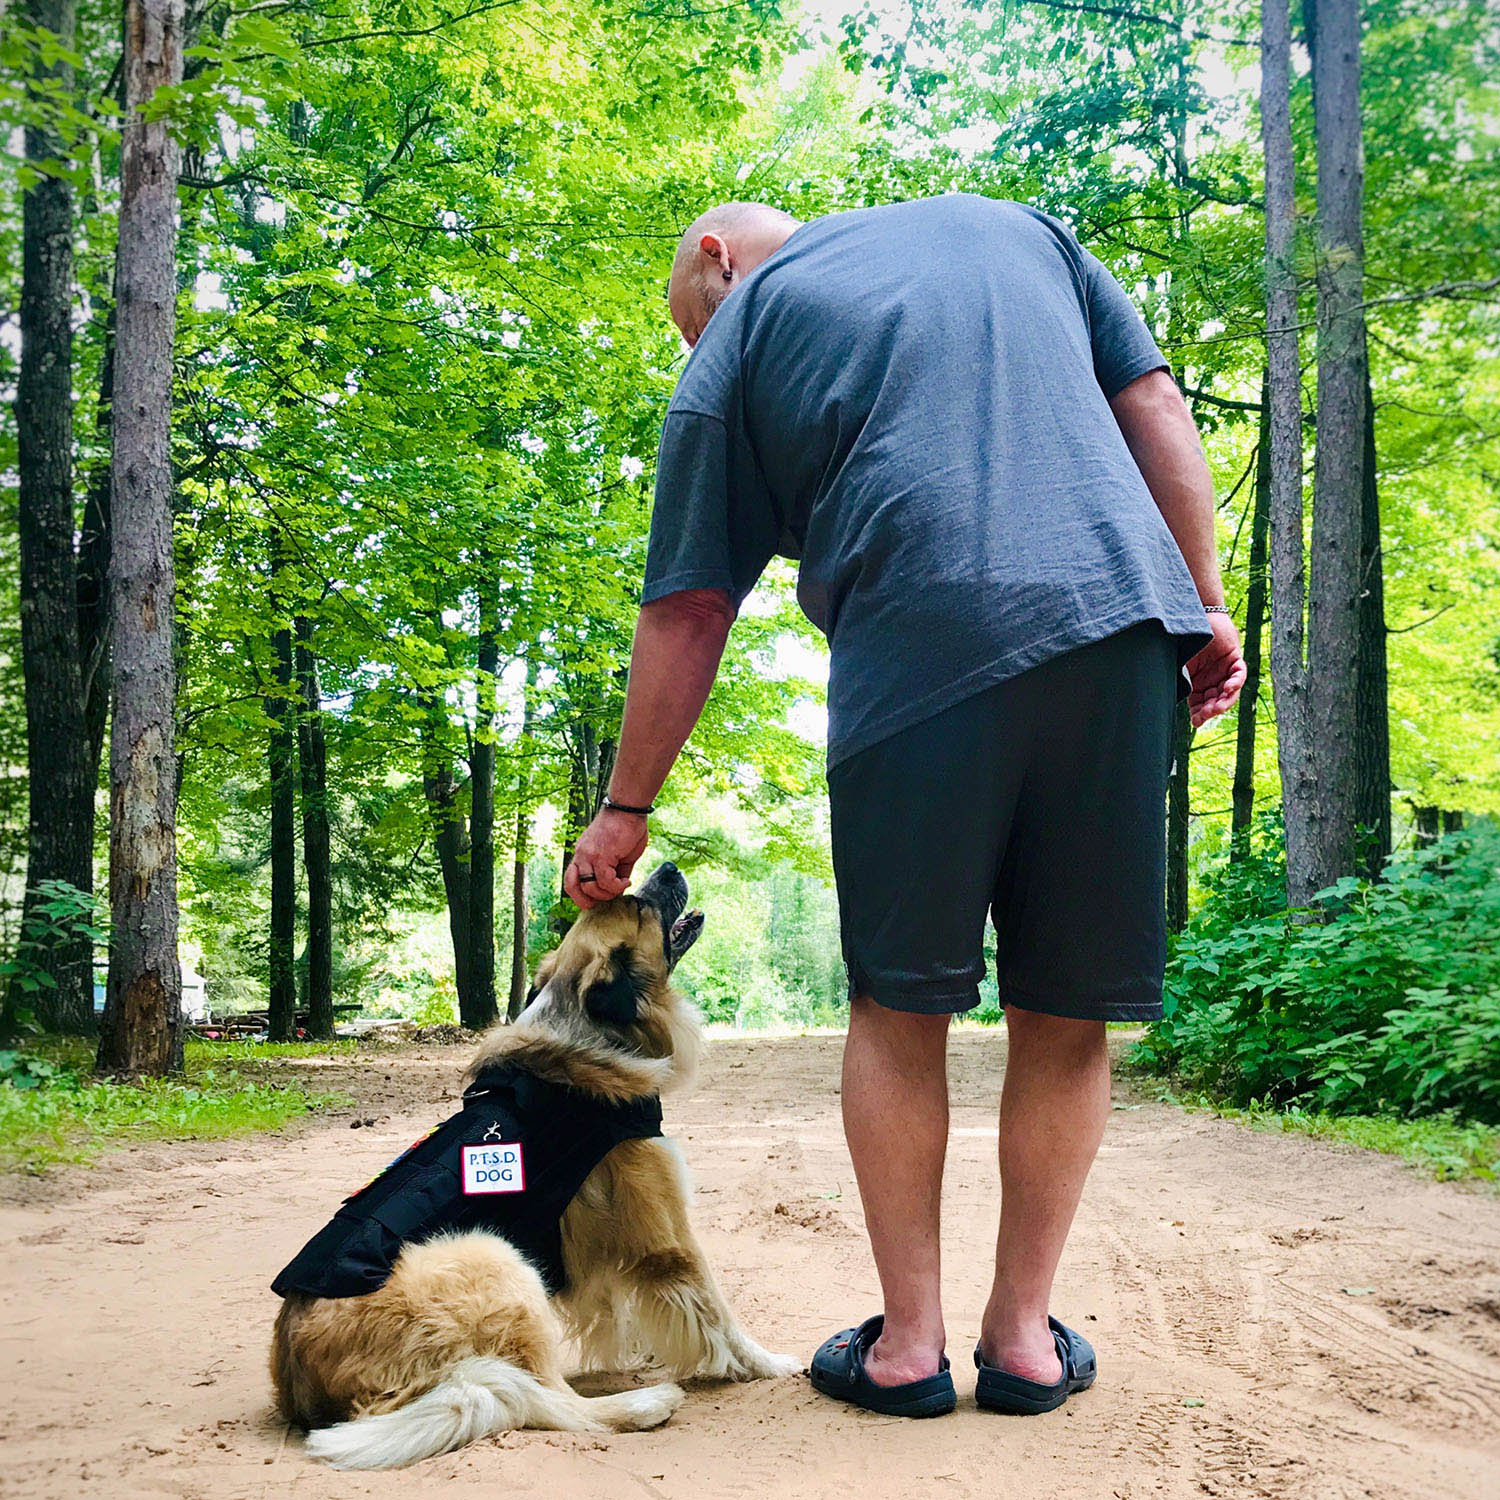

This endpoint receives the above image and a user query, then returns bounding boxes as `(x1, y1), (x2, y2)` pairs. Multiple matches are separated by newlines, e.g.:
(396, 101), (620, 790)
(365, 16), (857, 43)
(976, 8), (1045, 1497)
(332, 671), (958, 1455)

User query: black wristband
(602, 795), (654, 817)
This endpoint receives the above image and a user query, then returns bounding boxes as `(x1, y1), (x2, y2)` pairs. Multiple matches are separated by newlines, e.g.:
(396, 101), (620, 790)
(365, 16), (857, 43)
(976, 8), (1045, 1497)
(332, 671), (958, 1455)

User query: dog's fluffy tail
(303, 1356), (684, 1470)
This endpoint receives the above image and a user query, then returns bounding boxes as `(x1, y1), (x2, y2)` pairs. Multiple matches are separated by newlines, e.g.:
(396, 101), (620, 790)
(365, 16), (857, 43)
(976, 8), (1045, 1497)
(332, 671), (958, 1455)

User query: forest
(2, 0), (1497, 1135)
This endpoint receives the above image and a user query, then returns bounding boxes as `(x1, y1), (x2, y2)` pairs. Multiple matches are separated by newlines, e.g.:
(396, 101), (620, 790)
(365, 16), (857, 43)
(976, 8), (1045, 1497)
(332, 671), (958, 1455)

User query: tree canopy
(2, 0), (1496, 1043)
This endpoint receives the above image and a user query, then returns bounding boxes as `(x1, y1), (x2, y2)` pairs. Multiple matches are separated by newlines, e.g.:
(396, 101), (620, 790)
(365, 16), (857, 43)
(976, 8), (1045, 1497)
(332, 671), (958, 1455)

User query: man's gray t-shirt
(643, 194), (1211, 768)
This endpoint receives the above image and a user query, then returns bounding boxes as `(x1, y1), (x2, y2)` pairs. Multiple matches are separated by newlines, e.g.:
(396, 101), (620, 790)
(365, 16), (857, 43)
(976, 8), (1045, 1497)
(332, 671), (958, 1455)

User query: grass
(0, 1036), (356, 1175)
(1136, 1080), (1500, 1185)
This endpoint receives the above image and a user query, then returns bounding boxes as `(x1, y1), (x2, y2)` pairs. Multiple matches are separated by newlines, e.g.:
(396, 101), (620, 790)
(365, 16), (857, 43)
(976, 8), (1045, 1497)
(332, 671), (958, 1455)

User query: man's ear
(698, 231), (730, 274)
(582, 946), (641, 1026)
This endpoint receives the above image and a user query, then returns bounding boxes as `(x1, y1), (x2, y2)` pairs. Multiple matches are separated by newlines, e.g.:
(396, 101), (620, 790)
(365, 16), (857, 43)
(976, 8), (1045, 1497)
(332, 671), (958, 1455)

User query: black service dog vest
(271, 1063), (663, 1299)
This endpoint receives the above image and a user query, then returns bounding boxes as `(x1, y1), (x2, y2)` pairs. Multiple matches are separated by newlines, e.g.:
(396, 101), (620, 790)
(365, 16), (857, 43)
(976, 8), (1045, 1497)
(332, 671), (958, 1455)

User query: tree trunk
(1261, 0), (1318, 908)
(595, 737), (618, 820)
(422, 706), (474, 1017)
(1412, 807), (1464, 853)
(295, 616), (334, 1040)
(1353, 375), (1391, 879)
(508, 841), (530, 1020)
(550, 720), (600, 942)
(77, 59), (123, 791)
(463, 597), (500, 1032)
(1299, 0), (1367, 900)
(1166, 700), (1193, 933)
(1412, 805), (1441, 850)
(267, 606), (297, 1042)
(96, 0), (186, 1078)
(557, 718), (616, 895)
(555, 724), (591, 909)
(8, 0), (95, 1038)
(1231, 383), (1272, 858)
(508, 660), (537, 1021)
(78, 296), (116, 788)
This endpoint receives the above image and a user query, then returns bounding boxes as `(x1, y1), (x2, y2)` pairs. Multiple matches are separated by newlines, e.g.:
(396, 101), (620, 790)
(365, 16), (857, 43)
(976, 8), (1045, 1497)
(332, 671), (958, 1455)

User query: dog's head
(526, 861), (703, 1028)
(479, 863), (705, 1097)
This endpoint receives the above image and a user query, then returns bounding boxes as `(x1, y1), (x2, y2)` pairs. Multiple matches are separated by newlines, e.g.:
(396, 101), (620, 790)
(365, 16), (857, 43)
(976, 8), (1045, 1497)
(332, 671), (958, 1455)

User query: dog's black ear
(583, 948), (641, 1026)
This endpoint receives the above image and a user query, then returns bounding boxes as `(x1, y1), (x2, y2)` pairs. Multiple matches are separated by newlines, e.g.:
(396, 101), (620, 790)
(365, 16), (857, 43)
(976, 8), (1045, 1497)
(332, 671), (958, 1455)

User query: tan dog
(269, 862), (799, 1469)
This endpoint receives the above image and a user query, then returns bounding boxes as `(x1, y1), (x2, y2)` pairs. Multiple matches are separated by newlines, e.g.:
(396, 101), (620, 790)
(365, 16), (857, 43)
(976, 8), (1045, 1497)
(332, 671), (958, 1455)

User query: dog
(269, 861), (800, 1469)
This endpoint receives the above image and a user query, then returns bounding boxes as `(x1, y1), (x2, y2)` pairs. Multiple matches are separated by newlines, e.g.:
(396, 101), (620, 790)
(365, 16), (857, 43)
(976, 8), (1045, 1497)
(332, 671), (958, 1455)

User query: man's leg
(978, 1006), (1111, 1383)
(841, 993), (952, 1386)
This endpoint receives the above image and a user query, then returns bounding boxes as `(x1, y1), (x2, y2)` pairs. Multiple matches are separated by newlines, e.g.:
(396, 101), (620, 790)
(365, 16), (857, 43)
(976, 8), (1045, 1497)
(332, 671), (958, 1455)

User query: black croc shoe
(810, 1315), (957, 1418)
(974, 1317), (1097, 1415)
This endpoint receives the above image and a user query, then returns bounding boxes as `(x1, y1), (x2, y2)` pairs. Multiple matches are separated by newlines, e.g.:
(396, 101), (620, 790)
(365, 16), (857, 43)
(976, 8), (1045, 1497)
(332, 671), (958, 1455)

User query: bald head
(668, 201), (801, 347)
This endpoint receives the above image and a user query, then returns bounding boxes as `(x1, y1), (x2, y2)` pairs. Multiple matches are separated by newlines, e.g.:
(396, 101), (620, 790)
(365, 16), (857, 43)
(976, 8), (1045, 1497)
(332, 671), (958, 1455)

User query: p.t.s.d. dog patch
(461, 1141), (525, 1194)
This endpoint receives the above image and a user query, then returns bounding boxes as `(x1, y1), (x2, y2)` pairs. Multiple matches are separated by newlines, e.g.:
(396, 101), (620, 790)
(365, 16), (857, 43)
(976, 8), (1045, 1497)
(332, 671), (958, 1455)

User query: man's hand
(1185, 611), (1247, 727)
(563, 808), (649, 909)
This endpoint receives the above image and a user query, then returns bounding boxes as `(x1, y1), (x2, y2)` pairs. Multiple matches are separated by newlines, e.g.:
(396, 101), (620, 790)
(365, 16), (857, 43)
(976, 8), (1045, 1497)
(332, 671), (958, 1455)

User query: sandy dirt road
(3, 1032), (1499, 1500)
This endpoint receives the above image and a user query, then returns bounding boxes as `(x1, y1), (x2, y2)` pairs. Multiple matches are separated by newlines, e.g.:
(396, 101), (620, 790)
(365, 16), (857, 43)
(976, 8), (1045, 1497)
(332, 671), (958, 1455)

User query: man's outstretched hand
(563, 808), (649, 909)
(1185, 611), (1247, 728)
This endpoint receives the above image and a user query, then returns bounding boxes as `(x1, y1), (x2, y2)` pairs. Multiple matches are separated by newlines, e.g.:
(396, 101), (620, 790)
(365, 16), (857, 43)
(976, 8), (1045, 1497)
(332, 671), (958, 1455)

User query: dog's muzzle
(635, 861), (704, 969)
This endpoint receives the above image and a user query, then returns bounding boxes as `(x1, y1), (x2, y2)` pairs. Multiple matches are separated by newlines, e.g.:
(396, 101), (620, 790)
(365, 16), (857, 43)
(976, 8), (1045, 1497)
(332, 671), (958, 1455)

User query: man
(564, 196), (1245, 1418)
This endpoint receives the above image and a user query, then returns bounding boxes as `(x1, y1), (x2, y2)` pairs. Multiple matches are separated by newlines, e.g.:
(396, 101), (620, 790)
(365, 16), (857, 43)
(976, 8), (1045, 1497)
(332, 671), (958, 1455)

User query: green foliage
(405, 975), (459, 1029)
(2, 0), (1496, 1116)
(0, 1036), (354, 1173)
(0, 880), (105, 1034)
(651, 794), (847, 1030)
(1134, 824), (1500, 1124)
(156, 0), (830, 1018)
(1139, 1083), (1500, 1185)
(844, 0), (1500, 829)
(0, 1049), (63, 1090)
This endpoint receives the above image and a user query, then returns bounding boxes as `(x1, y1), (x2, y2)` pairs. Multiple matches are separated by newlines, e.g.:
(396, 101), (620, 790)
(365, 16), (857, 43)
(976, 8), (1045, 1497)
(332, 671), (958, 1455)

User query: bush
(1132, 820), (1500, 1123)
(0, 1038), (353, 1173)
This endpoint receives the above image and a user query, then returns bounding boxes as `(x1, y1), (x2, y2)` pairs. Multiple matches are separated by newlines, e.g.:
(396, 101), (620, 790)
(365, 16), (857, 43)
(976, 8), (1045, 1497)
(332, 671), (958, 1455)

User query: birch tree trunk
(9, 0), (96, 1037)
(96, 0), (185, 1077)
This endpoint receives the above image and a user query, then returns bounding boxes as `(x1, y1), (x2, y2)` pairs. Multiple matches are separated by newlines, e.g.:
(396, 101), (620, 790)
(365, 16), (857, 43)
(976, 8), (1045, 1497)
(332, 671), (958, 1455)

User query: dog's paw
(739, 1348), (805, 1381)
(612, 1381), (685, 1430)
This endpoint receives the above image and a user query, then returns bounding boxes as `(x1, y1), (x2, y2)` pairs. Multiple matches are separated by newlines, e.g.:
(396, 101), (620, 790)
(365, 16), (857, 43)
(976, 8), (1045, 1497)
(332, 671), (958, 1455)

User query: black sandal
(974, 1317), (1097, 1414)
(810, 1314), (956, 1418)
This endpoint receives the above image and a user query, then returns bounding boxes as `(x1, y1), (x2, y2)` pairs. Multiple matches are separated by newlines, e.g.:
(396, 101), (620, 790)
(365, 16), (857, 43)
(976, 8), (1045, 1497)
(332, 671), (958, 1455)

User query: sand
(2, 1031), (1498, 1499)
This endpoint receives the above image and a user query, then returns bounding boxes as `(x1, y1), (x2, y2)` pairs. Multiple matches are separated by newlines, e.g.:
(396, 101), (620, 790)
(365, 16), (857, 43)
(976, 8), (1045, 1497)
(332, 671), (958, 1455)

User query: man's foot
(974, 1318), (1096, 1415)
(865, 1329), (947, 1387)
(976, 1316), (1063, 1385)
(809, 1316), (957, 1418)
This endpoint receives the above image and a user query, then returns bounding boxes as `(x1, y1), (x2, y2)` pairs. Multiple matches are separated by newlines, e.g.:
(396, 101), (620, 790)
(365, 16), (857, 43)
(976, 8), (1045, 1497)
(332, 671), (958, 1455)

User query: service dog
(269, 862), (799, 1468)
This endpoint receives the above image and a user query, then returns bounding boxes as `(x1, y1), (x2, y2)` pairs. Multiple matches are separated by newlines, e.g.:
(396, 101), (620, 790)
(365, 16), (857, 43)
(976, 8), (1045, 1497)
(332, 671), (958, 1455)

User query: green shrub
(0, 879), (107, 1035)
(0, 1037), (353, 1173)
(1139, 1082), (1500, 1181)
(1133, 820), (1500, 1123)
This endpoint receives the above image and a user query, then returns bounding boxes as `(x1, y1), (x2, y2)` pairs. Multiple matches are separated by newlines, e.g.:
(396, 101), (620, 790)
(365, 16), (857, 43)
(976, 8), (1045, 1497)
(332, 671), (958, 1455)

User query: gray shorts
(827, 622), (1180, 1021)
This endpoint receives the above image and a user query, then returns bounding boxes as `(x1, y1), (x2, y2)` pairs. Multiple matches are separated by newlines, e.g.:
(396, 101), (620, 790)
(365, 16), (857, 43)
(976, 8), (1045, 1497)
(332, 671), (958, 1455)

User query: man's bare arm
(563, 588), (734, 907)
(1110, 368), (1246, 726)
(1110, 369), (1224, 605)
